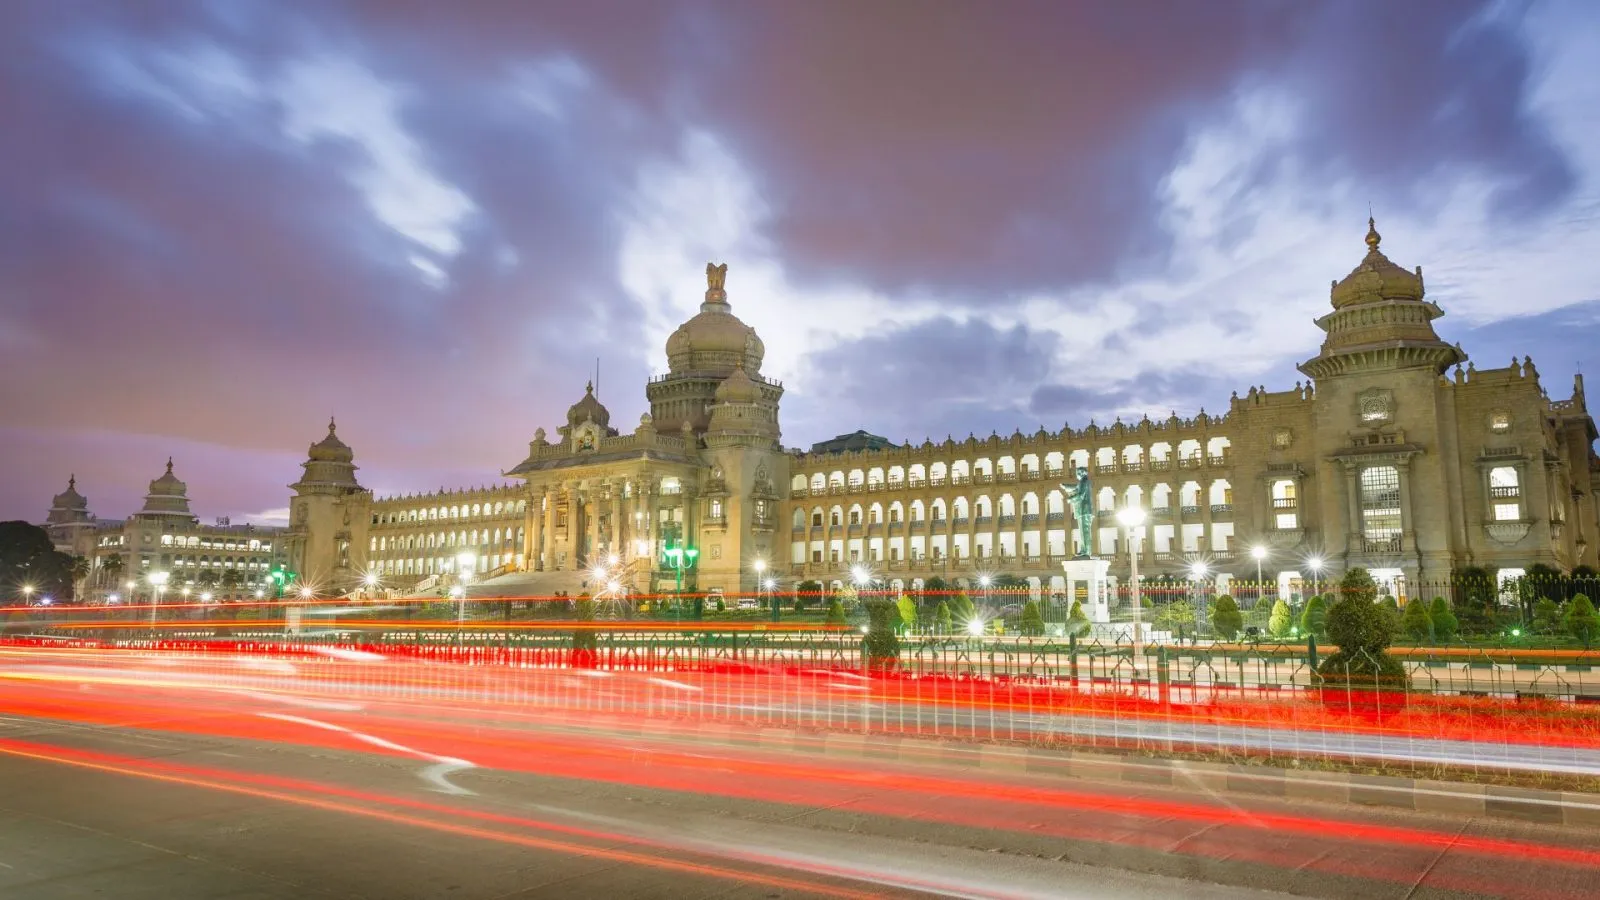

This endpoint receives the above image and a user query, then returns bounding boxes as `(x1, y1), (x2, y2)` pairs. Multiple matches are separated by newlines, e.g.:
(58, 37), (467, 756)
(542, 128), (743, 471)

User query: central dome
(1330, 218), (1425, 309)
(308, 419), (354, 463)
(665, 262), (765, 375)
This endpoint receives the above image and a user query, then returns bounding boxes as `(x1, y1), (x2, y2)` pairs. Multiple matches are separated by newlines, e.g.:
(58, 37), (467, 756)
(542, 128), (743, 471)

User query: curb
(634, 718), (1600, 830)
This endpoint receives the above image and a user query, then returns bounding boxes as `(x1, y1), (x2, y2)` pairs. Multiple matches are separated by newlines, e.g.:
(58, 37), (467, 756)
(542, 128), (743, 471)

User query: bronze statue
(1061, 466), (1095, 558)
(706, 262), (728, 293)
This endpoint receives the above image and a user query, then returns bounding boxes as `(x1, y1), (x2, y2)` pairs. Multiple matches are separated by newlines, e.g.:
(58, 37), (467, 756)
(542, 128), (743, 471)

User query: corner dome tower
(1299, 219), (1465, 380)
(136, 459), (198, 523)
(46, 475), (93, 527)
(291, 419), (364, 496)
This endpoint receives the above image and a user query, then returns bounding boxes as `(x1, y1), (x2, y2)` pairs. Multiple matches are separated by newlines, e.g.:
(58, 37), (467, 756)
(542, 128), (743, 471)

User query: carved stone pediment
(1484, 521), (1532, 546)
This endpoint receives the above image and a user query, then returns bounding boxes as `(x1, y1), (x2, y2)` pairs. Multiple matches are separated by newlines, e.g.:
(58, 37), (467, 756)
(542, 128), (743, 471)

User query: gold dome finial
(1366, 216), (1381, 252)
(165, 457), (173, 475)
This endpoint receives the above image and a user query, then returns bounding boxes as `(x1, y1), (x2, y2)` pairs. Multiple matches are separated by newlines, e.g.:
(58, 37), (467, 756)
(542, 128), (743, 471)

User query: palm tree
(69, 556), (91, 603)
(219, 570), (240, 601)
(101, 553), (124, 589)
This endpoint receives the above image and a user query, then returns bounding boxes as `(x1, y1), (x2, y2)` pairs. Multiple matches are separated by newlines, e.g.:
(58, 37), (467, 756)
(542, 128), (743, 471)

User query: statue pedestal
(1062, 557), (1112, 624)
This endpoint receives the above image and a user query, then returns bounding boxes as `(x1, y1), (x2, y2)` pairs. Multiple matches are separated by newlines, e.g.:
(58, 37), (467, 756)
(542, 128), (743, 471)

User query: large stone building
(285, 225), (1600, 600)
(42, 461), (288, 601)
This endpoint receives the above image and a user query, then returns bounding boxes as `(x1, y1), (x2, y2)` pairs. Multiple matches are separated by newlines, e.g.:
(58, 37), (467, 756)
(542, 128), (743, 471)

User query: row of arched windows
(373, 499), (526, 525)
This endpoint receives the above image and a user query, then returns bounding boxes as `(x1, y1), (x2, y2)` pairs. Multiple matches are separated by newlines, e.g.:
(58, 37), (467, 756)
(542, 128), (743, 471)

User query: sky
(3, 0), (1600, 527)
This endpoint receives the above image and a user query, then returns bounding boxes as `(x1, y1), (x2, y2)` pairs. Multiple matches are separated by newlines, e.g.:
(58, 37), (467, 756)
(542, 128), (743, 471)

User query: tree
(1210, 595), (1242, 640)
(1300, 594), (1329, 639)
(796, 580), (822, 607)
(896, 594), (917, 633)
(933, 600), (952, 634)
(861, 598), (901, 671)
(1566, 594), (1599, 647)
(68, 555), (91, 602)
(1399, 597), (1433, 642)
(825, 597), (846, 626)
(923, 575), (949, 604)
(0, 521), (74, 602)
(1019, 600), (1045, 636)
(1429, 597), (1458, 642)
(1267, 599), (1294, 638)
(100, 553), (124, 589)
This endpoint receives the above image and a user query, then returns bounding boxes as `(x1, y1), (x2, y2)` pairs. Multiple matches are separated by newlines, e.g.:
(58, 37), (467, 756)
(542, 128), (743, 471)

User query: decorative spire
(68, 474), (76, 490)
(1365, 216), (1381, 252)
(165, 457), (173, 475)
(704, 262), (729, 305)
(328, 416), (337, 435)
(585, 379), (593, 394)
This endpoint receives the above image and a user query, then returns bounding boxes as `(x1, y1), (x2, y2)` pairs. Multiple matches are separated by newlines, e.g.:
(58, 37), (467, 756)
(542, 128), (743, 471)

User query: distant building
(285, 225), (1600, 600)
(43, 460), (287, 602)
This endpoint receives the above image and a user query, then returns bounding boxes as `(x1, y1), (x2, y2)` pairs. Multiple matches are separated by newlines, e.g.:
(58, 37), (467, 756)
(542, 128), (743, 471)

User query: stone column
(543, 484), (559, 569)
(526, 486), (542, 570)
(1342, 462), (1363, 558)
(610, 486), (624, 560)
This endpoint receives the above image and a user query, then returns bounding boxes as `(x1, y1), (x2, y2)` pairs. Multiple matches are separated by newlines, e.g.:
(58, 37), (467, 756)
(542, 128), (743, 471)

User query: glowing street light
(200, 592), (213, 603)
(21, 585), (33, 603)
(455, 551), (477, 632)
(1307, 556), (1324, 596)
(148, 571), (169, 627)
(978, 574), (992, 608)
(107, 593), (120, 604)
(1115, 506), (1147, 670)
(1251, 545), (1268, 604)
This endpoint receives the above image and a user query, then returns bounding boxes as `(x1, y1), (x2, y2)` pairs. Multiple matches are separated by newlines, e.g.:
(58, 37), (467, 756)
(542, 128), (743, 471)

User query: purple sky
(3, 1), (1599, 526)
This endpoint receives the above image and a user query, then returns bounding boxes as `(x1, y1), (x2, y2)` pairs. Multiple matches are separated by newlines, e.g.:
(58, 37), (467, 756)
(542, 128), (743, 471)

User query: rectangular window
(1275, 513), (1299, 530)
(1359, 465), (1402, 547)
(1494, 503), (1520, 522)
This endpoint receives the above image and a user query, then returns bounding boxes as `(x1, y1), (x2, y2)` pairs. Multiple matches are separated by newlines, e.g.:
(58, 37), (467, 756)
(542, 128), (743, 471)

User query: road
(1, 647), (1598, 897)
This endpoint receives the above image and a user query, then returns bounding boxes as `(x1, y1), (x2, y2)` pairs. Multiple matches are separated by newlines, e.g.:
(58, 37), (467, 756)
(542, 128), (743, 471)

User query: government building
(42, 461), (288, 602)
(276, 223), (1599, 601)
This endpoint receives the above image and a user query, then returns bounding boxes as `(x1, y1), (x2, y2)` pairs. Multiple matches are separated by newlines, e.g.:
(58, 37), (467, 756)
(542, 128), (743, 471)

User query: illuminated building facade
(286, 225), (1600, 599)
(42, 461), (287, 601)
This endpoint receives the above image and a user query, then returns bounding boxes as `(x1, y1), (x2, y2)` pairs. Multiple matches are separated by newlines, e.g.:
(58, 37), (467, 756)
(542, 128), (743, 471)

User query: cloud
(1, 0), (1597, 525)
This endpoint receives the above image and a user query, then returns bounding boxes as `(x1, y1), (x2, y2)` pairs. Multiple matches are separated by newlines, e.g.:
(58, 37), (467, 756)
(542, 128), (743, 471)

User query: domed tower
(558, 381), (618, 450)
(286, 419), (371, 593)
(44, 474), (96, 553)
(1298, 218), (1465, 381)
(647, 263), (782, 435)
(134, 459), (199, 525)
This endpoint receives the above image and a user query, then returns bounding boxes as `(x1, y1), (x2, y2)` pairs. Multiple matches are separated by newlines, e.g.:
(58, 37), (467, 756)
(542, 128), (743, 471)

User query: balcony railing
(1272, 498), (1298, 509)
(1362, 536), (1403, 554)
(1489, 486), (1520, 499)
(1210, 503), (1233, 515)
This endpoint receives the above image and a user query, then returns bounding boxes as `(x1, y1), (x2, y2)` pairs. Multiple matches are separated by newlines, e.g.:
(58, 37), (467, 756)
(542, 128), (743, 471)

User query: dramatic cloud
(2, 0), (1597, 523)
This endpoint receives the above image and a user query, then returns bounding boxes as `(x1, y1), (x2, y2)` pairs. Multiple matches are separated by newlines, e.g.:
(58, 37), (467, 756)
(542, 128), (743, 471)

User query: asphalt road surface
(1, 655), (1598, 898)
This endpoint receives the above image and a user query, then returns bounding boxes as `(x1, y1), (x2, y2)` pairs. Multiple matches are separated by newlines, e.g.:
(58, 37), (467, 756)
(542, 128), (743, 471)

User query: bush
(1300, 594), (1328, 638)
(896, 594), (917, 632)
(825, 597), (846, 626)
(792, 597), (805, 613)
(1267, 599), (1293, 638)
(1532, 597), (1562, 635)
(1019, 600), (1044, 636)
(570, 596), (599, 664)
(934, 600), (952, 634)
(950, 591), (976, 624)
(1429, 596), (1458, 642)
(714, 597), (726, 612)
(1399, 597), (1433, 641)
(1211, 595), (1242, 640)
(1066, 600), (1091, 637)
(1338, 567), (1379, 604)
(1153, 600), (1195, 634)
(861, 599), (901, 671)
(1318, 589), (1405, 688)
(1567, 593), (1600, 646)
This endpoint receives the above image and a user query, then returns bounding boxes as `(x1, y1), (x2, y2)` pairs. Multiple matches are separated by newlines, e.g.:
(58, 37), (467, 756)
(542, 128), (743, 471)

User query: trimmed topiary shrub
(861, 598), (901, 671)
(1429, 596), (1458, 642)
(1066, 600), (1091, 637)
(1318, 584), (1407, 710)
(1020, 600), (1045, 636)
(1399, 597), (1433, 641)
(1300, 594), (1328, 639)
(825, 597), (846, 626)
(934, 600), (952, 634)
(1267, 599), (1293, 638)
(1566, 593), (1599, 647)
(1210, 595), (1242, 640)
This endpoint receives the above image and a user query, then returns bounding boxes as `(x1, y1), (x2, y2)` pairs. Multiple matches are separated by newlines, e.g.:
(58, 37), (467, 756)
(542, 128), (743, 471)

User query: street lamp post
(1190, 562), (1209, 640)
(1307, 556), (1324, 597)
(753, 559), (772, 622)
(1115, 507), (1147, 672)
(1251, 545), (1268, 607)
(456, 551), (477, 632)
(978, 574), (991, 611)
(148, 571), (168, 628)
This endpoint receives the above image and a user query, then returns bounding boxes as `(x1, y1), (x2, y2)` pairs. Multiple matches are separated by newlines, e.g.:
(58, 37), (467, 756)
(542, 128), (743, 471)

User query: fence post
(1068, 633), (1079, 685)
(1157, 645), (1170, 708)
